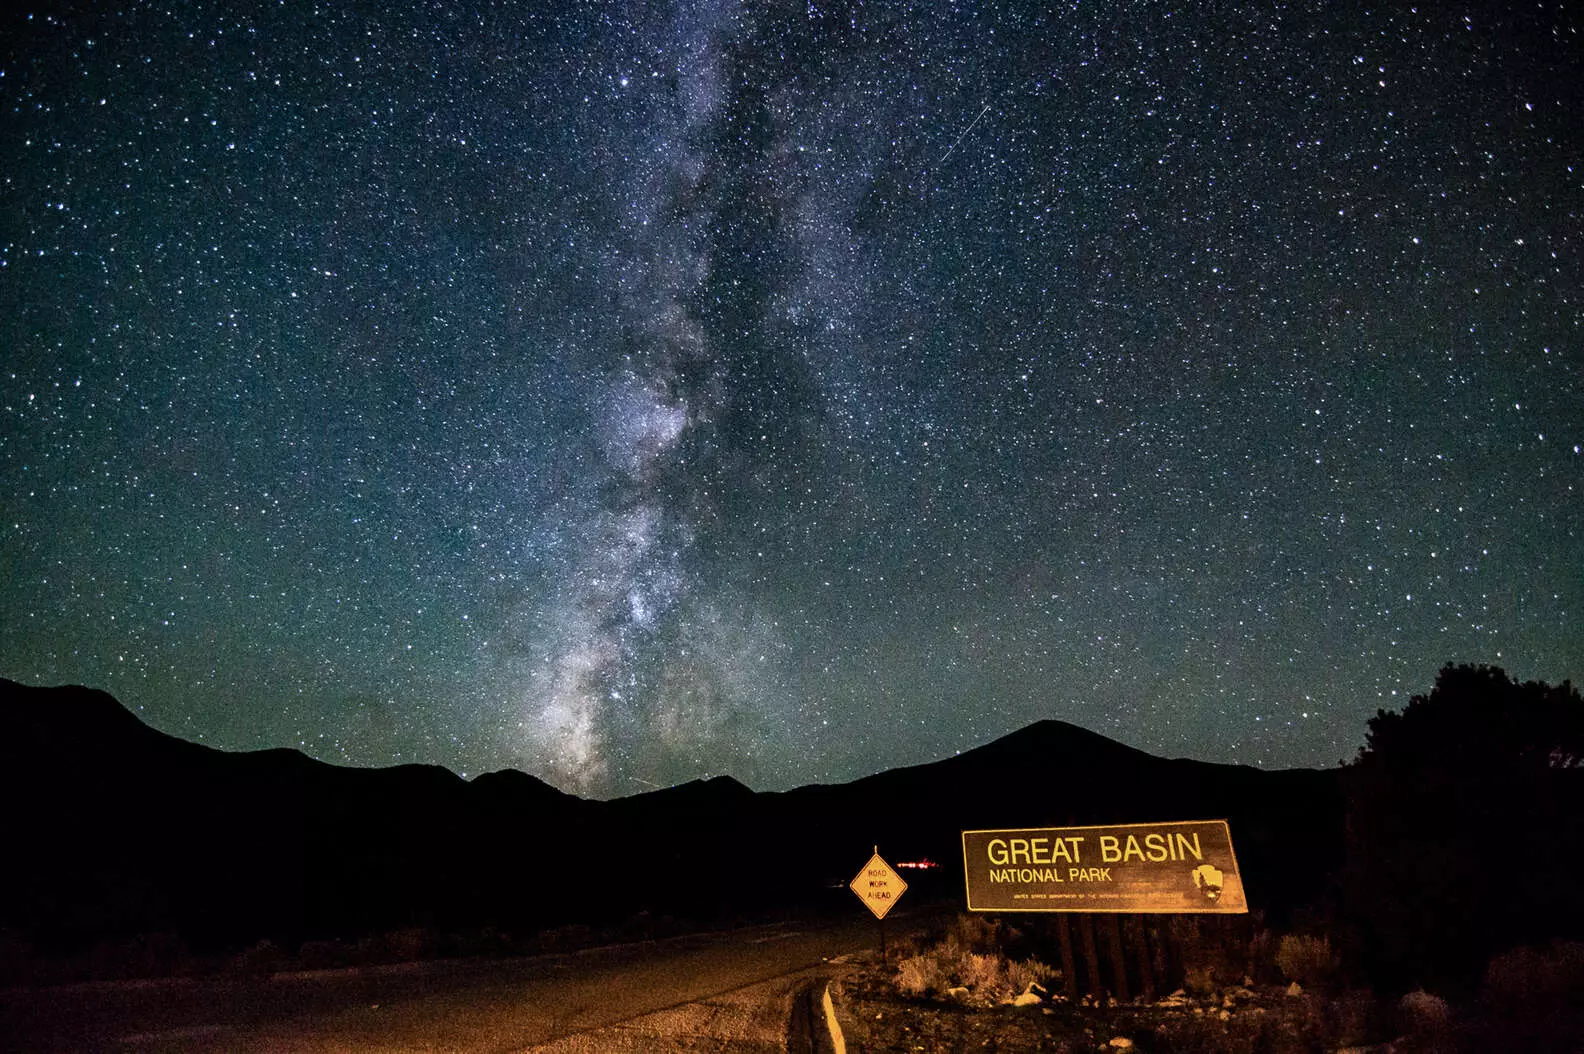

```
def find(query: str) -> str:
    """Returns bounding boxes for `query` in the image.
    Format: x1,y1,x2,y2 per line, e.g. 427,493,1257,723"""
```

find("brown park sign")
850,850,908,920
962,820,1247,914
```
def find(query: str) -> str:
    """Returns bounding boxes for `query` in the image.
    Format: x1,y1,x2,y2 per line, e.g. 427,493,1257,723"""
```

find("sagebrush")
893,915,1054,1004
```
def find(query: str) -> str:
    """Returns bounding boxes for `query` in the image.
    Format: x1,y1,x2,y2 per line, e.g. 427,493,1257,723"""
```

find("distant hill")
0,679,1343,963
762,718,1342,915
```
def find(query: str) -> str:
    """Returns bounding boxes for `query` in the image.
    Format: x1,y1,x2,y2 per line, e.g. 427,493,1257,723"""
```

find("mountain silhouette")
0,679,1342,973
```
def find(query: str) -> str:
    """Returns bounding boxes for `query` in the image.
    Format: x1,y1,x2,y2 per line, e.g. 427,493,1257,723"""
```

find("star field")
3,1,1580,796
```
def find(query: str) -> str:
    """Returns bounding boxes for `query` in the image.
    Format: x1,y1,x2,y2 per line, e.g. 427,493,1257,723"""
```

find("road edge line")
820,981,846,1054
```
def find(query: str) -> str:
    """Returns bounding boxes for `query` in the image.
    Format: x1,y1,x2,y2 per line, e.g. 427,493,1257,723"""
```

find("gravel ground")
828,955,1427,1054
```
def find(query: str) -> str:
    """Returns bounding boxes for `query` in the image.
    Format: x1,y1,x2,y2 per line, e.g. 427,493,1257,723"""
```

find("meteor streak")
936,103,990,167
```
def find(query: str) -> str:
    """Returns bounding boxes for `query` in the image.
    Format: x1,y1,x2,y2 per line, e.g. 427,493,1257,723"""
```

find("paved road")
1,914,912,1053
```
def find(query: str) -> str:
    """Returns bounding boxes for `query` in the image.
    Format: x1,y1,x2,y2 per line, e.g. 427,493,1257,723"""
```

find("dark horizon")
2,674,1348,804
0,674,1346,964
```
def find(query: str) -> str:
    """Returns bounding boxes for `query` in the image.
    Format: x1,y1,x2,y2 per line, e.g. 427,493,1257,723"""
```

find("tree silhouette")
1340,664,1584,996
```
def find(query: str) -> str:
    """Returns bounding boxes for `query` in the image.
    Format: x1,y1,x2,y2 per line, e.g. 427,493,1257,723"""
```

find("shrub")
960,952,1004,992
297,939,350,970
1482,940,1584,1009
1182,963,1216,997
1245,927,1280,985
1397,988,1451,1037
891,915,1055,1004
1169,916,1247,992
951,913,1005,951
450,927,513,957
536,923,593,952
895,953,948,997
1275,934,1338,987
1462,942,1584,1049
1479,938,1584,1047
1341,665,1584,994
383,926,438,962
1328,989,1383,1047
229,938,284,976
1005,955,1054,993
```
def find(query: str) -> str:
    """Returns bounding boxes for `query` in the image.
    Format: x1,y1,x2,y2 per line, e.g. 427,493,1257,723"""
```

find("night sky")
3,1,1580,798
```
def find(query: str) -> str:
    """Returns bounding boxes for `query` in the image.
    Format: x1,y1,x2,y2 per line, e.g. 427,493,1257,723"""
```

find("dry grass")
893,915,1056,1004
1275,933,1339,987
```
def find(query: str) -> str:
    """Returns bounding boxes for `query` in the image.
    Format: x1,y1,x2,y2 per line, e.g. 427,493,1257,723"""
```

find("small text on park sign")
850,850,908,920
961,820,1247,913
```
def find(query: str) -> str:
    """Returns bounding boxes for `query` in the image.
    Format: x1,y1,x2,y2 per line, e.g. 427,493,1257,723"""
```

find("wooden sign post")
961,820,1246,999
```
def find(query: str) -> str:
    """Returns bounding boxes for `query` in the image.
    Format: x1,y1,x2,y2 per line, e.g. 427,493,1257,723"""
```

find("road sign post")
850,847,908,961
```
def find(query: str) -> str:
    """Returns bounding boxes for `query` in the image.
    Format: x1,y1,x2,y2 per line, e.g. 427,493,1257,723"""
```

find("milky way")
520,0,780,791
2,2,1580,796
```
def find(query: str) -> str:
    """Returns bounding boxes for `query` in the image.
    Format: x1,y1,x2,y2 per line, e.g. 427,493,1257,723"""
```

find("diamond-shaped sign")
850,850,908,920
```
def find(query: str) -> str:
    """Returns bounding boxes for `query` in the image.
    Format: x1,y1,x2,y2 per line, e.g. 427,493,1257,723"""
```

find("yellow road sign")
850,849,908,920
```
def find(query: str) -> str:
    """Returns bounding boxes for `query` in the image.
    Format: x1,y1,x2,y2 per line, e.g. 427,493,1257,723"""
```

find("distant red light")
896,859,938,870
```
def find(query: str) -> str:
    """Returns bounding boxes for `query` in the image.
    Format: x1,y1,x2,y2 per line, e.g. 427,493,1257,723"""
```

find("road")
0,913,915,1053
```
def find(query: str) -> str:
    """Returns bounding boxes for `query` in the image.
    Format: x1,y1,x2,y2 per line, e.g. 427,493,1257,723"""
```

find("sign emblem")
1192,863,1225,901
850,849,908,920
